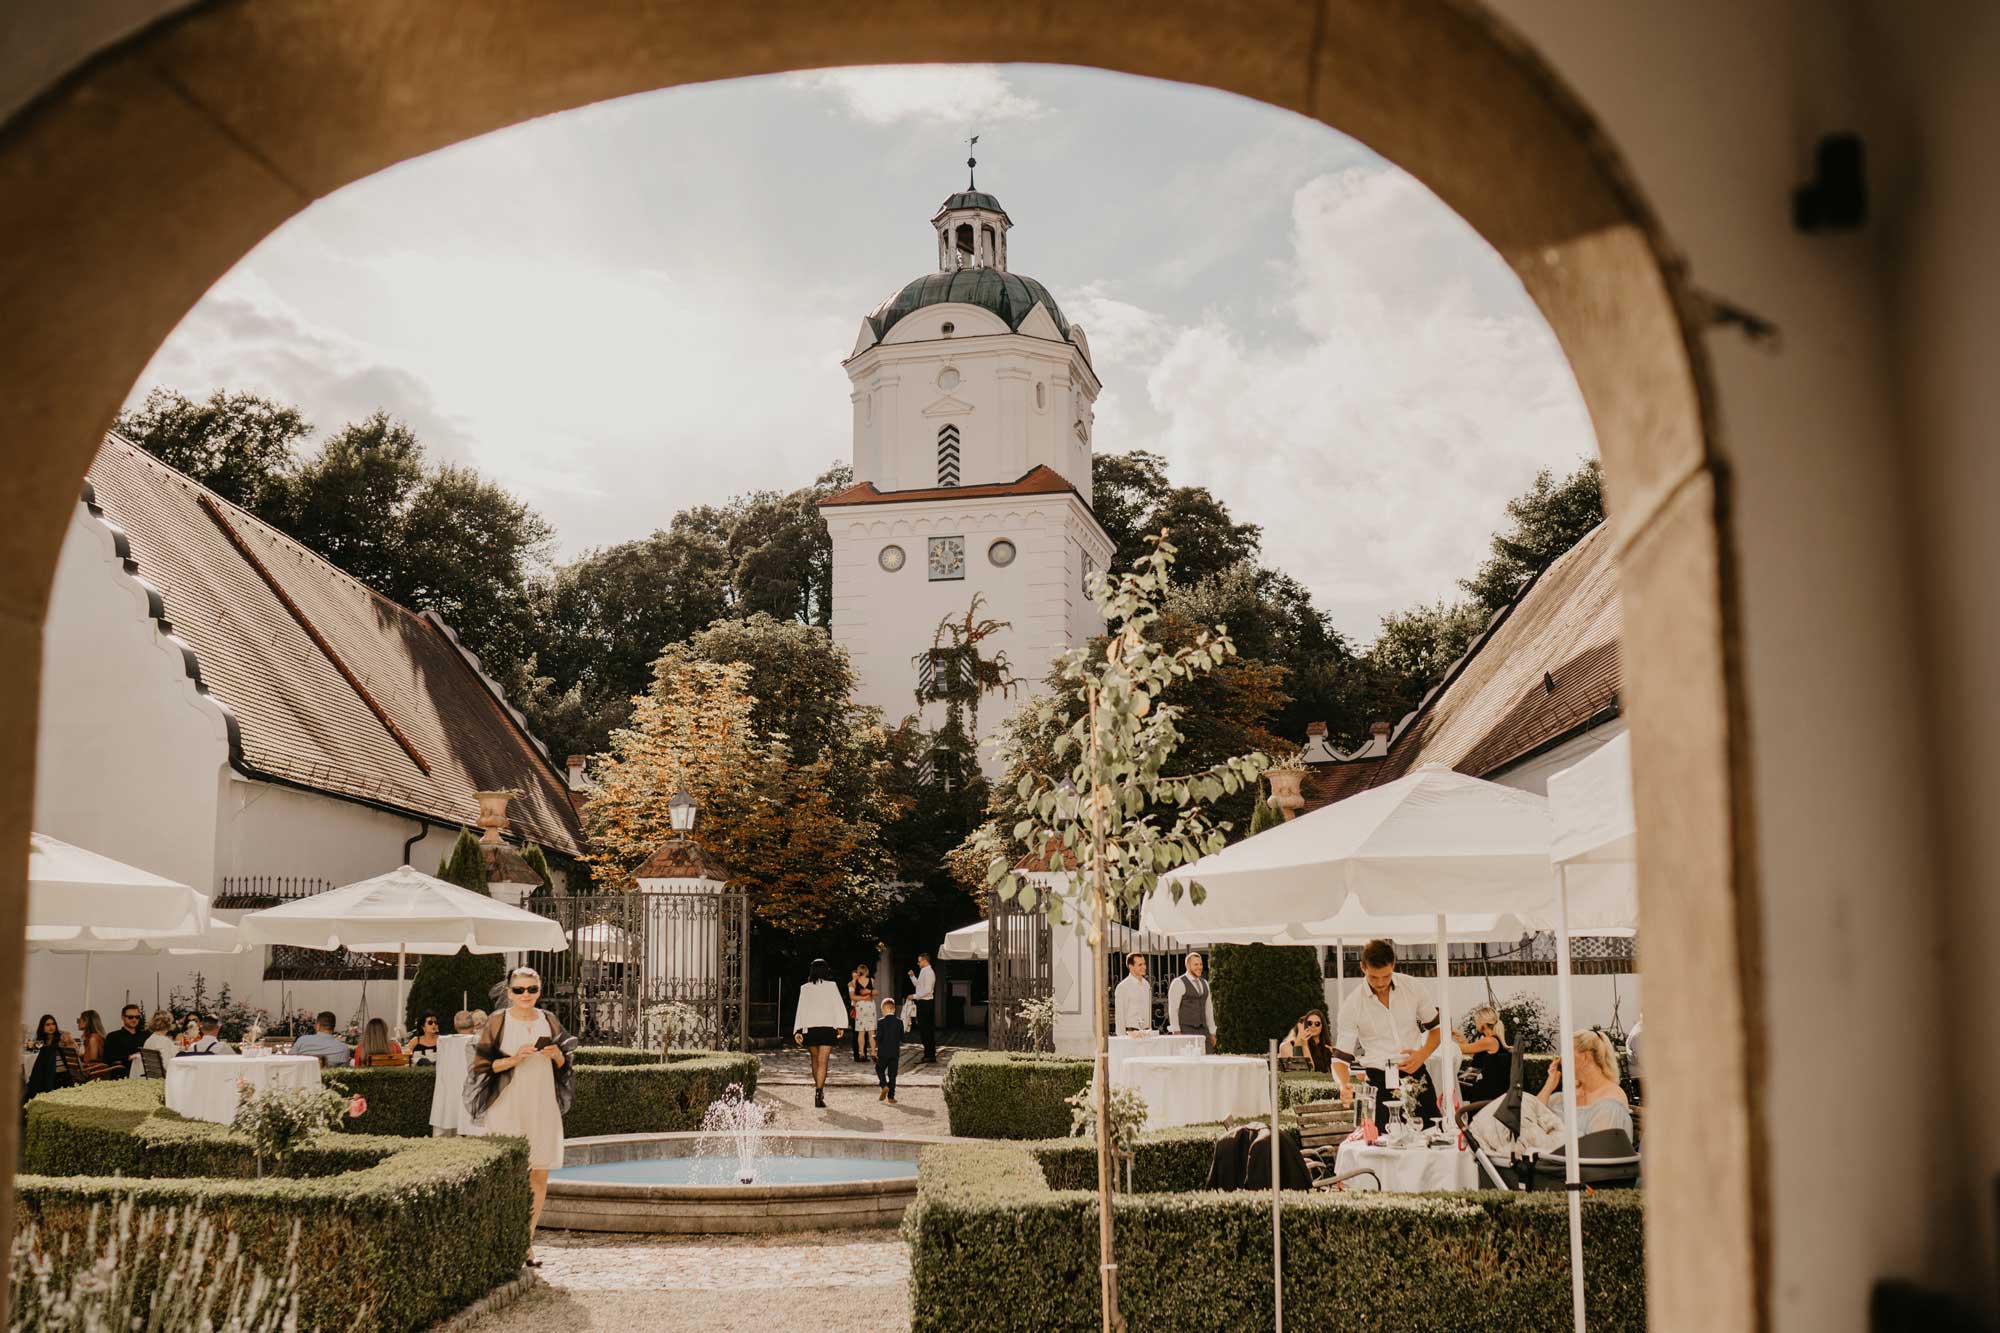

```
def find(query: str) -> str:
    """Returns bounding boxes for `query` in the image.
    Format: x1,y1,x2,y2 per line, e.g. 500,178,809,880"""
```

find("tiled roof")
819,464,1083,509
630,838,736,885
1303,525,1621,810
80,436,584,855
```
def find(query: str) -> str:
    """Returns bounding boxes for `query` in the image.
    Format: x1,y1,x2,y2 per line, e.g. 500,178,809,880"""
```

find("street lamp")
668,787,699,834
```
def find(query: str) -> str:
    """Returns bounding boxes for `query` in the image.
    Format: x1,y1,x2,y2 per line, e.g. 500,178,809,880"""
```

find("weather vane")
967,134,979,188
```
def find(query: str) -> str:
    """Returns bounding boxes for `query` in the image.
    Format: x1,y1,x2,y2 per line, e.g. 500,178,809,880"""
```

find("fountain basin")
542,1132,937,1234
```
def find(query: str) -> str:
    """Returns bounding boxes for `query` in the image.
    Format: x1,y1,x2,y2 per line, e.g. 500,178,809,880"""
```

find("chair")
367,1054,408,1068
139,1048,167,1080
56,1046,98,1084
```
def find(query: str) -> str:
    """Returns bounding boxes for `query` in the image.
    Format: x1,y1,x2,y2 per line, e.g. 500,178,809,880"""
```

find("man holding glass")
1330,938,1441,1125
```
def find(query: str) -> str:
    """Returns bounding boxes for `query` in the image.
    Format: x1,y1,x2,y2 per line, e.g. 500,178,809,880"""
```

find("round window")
878,544,906,573
941,321,956,336
988,539,1017,568
938,367,961,391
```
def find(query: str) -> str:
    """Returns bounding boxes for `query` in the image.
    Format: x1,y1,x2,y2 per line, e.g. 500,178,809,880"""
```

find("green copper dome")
867,268,1069,341
935,190,1009,218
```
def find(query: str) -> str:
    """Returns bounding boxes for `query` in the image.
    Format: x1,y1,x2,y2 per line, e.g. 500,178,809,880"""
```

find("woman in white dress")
466,967,578,1266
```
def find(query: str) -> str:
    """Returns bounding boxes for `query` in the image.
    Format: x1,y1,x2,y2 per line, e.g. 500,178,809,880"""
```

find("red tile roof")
1303,525,1621,810
81,436,584,854
819,464,1082,508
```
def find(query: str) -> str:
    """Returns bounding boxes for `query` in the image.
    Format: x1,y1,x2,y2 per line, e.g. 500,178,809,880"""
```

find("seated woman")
354,1017,405,1068
23,1014,72,1098
75,1010,110,1076
1453,1004,1514,1104
1536,1028,1633,1141
1278,1009,1333,1073
406,1012,444,1064
142,1010,180,1064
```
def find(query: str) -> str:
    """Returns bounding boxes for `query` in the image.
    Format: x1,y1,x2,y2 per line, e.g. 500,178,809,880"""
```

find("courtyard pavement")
460,1044,974,1330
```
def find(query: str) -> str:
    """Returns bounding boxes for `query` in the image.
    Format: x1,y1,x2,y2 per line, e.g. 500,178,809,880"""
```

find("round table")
428,1034,482,1135
164,1054,321,1124
1333,1139,1480,1193
1123,1055,1269,1130
1105,1034,1206,1087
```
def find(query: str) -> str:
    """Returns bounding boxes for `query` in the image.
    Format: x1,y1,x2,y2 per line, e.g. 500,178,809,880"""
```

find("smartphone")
533,1035,556,1050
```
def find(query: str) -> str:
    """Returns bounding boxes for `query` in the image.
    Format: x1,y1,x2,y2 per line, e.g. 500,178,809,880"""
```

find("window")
1081,552,1096,596
988,538,1016,567
1035,382,1046,410
937,424,961,487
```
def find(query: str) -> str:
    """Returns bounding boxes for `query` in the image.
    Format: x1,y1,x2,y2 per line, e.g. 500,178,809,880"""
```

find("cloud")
788,65,1044,126
1082,166,1598,640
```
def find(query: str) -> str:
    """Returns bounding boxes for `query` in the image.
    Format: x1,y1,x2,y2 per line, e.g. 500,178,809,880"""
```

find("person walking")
907,951,937,1063
874,997,905,1105
793,959,849,1109
467,967,579,1268
851,965,877,1065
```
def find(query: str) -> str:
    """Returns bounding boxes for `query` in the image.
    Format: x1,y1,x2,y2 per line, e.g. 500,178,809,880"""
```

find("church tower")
820,162,1113,773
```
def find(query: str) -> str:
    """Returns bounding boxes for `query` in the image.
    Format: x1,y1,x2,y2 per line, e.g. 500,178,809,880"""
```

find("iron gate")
527,891,748,1049
987,897,1052,1051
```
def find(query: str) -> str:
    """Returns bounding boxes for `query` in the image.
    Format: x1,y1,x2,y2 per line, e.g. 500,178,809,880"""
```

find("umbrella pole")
1269,1037,1284,1333
396,949,408,1041
1435,915,1453,1128
1553,866,1586,1333
82,952,93,1012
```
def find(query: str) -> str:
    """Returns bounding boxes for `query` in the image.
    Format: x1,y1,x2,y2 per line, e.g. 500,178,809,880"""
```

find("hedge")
942,1051,1093,1139
903,1140,1646,1331
1212,944,1326,1055
17,1080,529,1333
321,1048,760,1138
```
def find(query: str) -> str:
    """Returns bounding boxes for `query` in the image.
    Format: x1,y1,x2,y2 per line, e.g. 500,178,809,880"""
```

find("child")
875,996,905,1104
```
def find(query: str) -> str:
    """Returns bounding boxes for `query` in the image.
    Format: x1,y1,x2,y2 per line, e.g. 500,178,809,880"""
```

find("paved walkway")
458,1045,977,1330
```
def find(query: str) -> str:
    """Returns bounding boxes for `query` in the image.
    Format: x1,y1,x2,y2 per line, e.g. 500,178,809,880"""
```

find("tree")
1361,598,1490,731
1091,450,1260,583
582,658,896,938
405,830,508,1028
983,532,1270,1331
1460,457,1603,612
115,387,310,513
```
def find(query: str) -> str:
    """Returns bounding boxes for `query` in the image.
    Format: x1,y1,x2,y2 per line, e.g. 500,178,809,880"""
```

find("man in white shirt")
907,951,937,1063
1164,952,1218,1049
182,1015,236,1056
1113,953,1153,1034
1330,939,1440,1123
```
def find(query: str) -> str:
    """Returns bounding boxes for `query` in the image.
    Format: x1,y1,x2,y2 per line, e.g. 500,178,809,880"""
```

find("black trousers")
1363,1066,1439,1126
876,1052,898,1095
914,998,936,1059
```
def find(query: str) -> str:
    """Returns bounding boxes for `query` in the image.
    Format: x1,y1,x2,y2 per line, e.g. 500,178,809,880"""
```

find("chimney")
1369,721,1392,742
1305,721,1328,739
566,755,588,792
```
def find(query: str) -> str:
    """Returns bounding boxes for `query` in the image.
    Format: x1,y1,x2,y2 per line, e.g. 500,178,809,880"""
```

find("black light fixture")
1794,133,1867,233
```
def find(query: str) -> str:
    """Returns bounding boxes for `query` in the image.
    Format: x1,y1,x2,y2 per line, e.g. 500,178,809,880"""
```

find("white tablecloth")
164,1055,321,1125
1333,1139,1480,1193
1124,1055,1269,1130
428,1034,482,1135
1105,1035,1207,1087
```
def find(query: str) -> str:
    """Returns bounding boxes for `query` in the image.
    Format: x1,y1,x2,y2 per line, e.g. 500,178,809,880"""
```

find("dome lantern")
932,146,1011,272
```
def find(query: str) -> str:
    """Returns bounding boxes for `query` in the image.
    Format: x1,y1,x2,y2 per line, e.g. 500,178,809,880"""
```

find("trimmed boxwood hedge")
322,1048,760,1138
1213,943,1326,1055
18,1080,529,1332
903,1139,1646,1331
942,1051,1093,1139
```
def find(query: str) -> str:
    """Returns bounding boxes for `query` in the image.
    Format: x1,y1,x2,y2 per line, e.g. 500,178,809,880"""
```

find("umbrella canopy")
1143,894,1536,946
939,918,1151,961
238,864,567,955
1546,733,1640,933
27,832,208,940
1154,765,1556,932
568,921,630,963
30,920,248,957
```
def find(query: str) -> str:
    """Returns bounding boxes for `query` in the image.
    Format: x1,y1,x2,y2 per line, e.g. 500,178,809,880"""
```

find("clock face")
988,538,1017,568
928,536,965,581
878,544,905,572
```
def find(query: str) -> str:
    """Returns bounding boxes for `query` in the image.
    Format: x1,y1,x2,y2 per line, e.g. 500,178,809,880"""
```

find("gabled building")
30,434,583,1019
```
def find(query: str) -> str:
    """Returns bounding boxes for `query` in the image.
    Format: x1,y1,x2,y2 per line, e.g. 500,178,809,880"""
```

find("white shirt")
185,1035,236,1055
143,1032,180,1060
1164,973,1217,1035
911,965,936,1001
793,980,850,1033
1332,973,1438,1070
1114,974,1153,1032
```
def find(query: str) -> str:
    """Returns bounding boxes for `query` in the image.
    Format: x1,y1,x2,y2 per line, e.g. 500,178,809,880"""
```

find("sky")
128,64,1597,643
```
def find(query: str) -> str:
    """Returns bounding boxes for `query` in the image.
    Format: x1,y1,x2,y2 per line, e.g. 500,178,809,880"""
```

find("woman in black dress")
792,959,848,1110
406,1011,443,1065
1278,1009,1334,1073
1454,1004,1514,1104
23,1013,70,1099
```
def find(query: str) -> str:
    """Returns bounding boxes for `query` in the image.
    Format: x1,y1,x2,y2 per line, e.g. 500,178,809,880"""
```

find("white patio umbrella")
939,917,1152,961
568,921,630,964
31,920,248,958
27,833,210,1005
1544,732,1642,1333
239,865,568,1036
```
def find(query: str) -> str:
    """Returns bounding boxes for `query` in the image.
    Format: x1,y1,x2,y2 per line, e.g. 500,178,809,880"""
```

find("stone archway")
0,3,1760,1327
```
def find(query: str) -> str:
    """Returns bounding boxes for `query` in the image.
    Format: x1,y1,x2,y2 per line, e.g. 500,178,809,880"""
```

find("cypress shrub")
405,828,508,1028
941,1051,1093,1139
903,1140,1646,1331
1212,943,1326,1054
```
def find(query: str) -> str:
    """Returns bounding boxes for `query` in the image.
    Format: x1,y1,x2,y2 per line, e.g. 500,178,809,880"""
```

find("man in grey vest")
1165,951,1218,1050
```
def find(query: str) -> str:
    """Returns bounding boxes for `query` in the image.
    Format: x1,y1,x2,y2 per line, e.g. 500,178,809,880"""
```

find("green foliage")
1460,458,1604,612
114,387,310,513
407,829,508,1028
902,1140,1647,1331
1212,944,1328,1055
1030,1126,1222,1193
1092,451,1261,587
18,1081,529,1333
521,842,554,892
230,1081,351,1169
321,1066,438,1138
1247,797,1282,835
941,1052,1094,1140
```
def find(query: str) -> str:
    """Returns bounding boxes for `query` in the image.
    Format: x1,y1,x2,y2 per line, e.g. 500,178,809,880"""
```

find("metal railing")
525,891,749,1050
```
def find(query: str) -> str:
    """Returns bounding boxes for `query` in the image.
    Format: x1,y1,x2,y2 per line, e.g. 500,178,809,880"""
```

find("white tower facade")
821,176,1112,769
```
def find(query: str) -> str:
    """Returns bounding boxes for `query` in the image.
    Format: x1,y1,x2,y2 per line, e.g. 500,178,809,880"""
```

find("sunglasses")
509,986,540,995
1305,1019,1322,1028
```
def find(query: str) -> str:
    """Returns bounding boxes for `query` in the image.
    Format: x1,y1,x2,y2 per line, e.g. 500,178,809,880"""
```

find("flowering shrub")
1066,1082,1148,1162
1014,996,1058,1052
230,1081,360,1173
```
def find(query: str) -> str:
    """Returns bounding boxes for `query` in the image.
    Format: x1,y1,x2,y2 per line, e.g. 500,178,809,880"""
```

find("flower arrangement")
1014,995,1058,1052
1396,1072,1428,1129
230,1081,362,1175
